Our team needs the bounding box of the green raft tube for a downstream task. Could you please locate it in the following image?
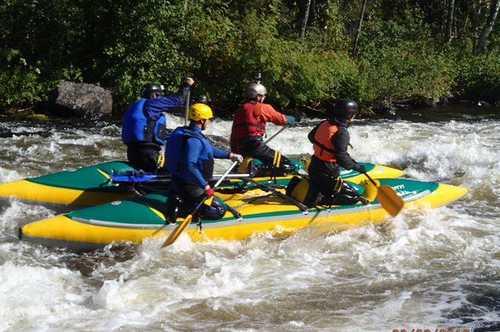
[0,160,404,207]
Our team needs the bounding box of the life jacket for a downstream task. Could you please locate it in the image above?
[231,102,266,150]
[286,176,318,207]
[166,126,214,181]
[121,99,168,146]
[312,120,339,162]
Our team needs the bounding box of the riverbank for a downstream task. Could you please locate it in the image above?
[1,99,499,124]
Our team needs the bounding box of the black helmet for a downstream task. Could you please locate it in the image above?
[195,95,209,104]
[142,82,164,99]
[327,99,358,120]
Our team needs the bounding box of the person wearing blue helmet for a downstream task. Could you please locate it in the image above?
[121,78,195,172]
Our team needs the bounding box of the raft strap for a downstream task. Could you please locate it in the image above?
[247,179,309,212]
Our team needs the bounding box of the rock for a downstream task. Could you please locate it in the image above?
[476,100,491,107]
[50,81,112,119]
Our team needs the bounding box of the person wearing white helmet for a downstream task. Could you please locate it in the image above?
[230,81,297,172]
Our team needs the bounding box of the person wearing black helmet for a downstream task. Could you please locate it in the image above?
[122,78,195,172]
[306,99,367,205]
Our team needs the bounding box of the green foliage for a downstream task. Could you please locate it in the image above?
[455,52,500,103]
[358,41,457,104]
[0,0,499,114]
[0,49,48,109]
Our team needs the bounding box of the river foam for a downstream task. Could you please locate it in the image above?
[0,114,498,331]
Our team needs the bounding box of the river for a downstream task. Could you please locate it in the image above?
[0,106,499,331]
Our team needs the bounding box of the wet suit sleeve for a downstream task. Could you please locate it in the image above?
[212,146,230,159]
[143,95,184,116]
[259,104,288,126]
[185,138,208,188]
[332,127,364,172]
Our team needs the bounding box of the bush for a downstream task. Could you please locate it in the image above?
[358,41,456,104]
[455,52,500,103]
[0,49,48,110]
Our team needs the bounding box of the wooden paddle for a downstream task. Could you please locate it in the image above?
[363,172,404,217]
[161,160,239,248]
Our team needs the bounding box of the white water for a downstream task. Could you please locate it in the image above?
[0,114,499,331]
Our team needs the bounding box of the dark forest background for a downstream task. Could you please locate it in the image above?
[1,0,499,115]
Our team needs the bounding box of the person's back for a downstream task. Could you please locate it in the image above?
[121,79,193,172]
[230,82,296,171]
[166,103,243,221]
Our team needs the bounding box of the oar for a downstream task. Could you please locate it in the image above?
[363,172,404,217]
[183,85,191,125]
[111,172,251,184]
[161,160,239,248]
[264,126,287,144]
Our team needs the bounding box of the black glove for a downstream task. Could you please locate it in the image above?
[353,163,366,174]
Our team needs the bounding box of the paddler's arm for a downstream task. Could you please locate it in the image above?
[259,104,288,126]
[185,138,209,188]
[212,146,243,162]
[143,95,185,115]
[332,127,365,173]
[143,78,195,114]
[212,146,230,159]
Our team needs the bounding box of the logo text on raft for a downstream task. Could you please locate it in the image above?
[391,185,418,197]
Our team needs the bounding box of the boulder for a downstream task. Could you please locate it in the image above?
[50,81,112,119]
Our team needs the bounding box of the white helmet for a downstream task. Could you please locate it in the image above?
[246,82,267,99]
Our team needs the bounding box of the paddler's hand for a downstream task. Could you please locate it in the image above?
[184,77,195,86]
[353,163,366,174]
[229,153,243,163]
[286,115,297,126]
[204,185,215,197]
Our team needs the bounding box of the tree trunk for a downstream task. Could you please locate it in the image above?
[447,0,456,43]
[352,0,369,57]
[476,0,500,53]
[471,0,484,38]
[300,0,312,39]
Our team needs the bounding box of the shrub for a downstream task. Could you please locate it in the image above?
[455,52,500,103]
[0,49,47,109]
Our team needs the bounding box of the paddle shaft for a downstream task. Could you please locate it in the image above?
[161,160,239,247]
[264,126,286,144]
[112,173,251,184]
[184,86,191,126]
[363,172,378,187]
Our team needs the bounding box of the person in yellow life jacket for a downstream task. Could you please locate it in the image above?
[230,82,297,173]
[307,100,368,206]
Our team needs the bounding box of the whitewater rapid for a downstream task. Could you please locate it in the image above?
[0,112,498,331]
